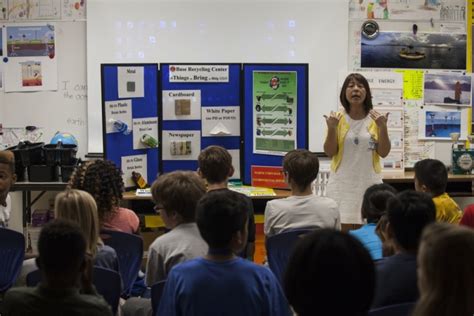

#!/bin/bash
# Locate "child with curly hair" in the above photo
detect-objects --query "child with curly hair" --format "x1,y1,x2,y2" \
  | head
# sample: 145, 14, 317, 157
69, 160, 139, 234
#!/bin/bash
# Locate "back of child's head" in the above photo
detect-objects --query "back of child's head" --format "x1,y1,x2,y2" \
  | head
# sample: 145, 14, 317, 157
151, 171, 206, 222
38, 219, 86, 276
197, 145, 233, 184
284, 229, 374, 316
282, 149, 319, 191
196, 189, 248, 249
414, 223, 474, 316
0, 150, 15, 174
69, 159, 124, 222
361, 183, 397, 223
55, 189, 100, 257
414, 159, 447, 196
386, 190, 436, 252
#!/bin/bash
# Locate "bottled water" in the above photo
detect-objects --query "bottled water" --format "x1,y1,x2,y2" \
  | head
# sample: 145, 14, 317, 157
109, 118, 131, 135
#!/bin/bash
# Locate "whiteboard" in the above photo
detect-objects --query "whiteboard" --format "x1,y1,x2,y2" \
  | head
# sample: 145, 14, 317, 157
87, 0, 349, 153
0, 22, 88, 158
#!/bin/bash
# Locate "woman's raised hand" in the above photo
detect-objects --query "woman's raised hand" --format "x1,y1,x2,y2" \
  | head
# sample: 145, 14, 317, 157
369, 110, 389, 128
323, 111, 342, 129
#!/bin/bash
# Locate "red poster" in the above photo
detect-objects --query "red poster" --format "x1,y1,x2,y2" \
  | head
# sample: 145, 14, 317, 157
251, 165, 287, 189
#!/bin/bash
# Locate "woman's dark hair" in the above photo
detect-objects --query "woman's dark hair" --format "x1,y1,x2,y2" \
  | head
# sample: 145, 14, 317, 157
284, 229, 375, 316
68, 160, 124, 223
339, 73, 373, 115
361, 183, 397, 223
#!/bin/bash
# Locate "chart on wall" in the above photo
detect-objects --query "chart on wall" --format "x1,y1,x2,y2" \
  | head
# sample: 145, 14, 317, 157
160, 63, 241, 176
253, 71, 297, 155
101, 63, 159, 188
242, 64, 308, 187
3, 23, 58, 92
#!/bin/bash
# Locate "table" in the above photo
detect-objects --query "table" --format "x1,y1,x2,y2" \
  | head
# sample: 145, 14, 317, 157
11, 182, 68, 227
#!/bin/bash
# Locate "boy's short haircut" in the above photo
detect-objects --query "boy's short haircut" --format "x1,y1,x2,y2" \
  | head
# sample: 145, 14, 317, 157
198, 146, 232, 184
387, 190, 436, 252
151, 171, 206, 222
38, 219, 86, 275
414, 159, 447, 196
196, 189, 248, 249
283, 149, 319, 191
284, 229, 375, 316
361, 183, 397, 223
0, 150, 15, 174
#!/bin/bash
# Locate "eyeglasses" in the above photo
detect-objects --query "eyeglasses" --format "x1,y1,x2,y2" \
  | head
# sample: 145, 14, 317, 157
153, 205, 164, 214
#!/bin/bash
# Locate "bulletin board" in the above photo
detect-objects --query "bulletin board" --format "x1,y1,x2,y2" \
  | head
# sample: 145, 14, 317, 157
242, 63, 309, 185
101, 63, 159, 188
159, 63, 242, 176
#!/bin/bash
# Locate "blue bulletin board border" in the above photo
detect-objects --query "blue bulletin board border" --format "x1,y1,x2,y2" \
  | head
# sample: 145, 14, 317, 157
159, 63, 242, 175
242, 64, 309, 185
101, 63, 160, 188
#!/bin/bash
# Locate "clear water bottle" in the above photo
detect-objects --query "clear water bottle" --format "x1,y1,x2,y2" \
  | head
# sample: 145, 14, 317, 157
109, 118, 131, 135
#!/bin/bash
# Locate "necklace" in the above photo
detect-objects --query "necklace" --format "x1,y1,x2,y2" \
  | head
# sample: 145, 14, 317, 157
349, 116, 366, 146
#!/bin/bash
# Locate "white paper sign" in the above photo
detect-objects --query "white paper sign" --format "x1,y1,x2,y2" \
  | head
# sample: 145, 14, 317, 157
132, 117, 158, 150
389, 130, 404, 150
121, 154, 147, 188
162, 90, 201, 120
202, 106, 240, 137
384, 109, 404, 129
372, 89, 403, 107
162, 130, 201, 160
118, 66, 144, 98
168, 64, 229, 83
105, 99, 132, 134
382, 151, 404, 172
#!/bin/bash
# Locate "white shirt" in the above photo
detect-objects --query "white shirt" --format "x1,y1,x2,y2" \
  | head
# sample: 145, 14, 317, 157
264, 194, 340, 237
0, 194, 11, 227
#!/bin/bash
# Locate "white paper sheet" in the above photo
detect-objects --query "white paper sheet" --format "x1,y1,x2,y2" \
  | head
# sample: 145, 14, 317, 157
162, 90, 201, 120
202, 106, 240, 137
132, 117, 158, 150
121, 154, 147, 188
162, 130, 200, 160
104, 99, 133, 134
118, 66, 144, 99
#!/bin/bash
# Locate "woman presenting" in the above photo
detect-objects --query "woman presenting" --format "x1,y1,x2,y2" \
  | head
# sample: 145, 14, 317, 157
324, 73, 391, 224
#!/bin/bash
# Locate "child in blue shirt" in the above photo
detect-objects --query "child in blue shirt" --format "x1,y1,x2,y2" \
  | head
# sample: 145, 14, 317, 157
158, 189, 291, 316
349, 183, 396, 260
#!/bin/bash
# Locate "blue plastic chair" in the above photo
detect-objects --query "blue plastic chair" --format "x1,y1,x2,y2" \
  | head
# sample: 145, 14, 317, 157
368, 302, 416, 316
26, 267, 121, 315
151, 280, 167, 316
0, 227, 25, 292
101, 230, 143, 297
265, 228, 314, 284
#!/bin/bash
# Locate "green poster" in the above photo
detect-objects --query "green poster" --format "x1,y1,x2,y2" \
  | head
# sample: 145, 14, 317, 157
253, 71, 297, 155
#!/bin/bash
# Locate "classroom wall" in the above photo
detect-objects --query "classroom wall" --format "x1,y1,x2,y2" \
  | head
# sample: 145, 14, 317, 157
1, 22, 88, 158
87, 0, 349, 154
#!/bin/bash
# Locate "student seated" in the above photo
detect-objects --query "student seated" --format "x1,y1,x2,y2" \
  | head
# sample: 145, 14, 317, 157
264, 149, 340, 237
145, 171, 208, 286
349, 183, 397, 260
413, 223, 474, 316
414, 158, 462, 224
69, 159, 140, 234
16, 189, 119, 286
372, 191, 436, 308
284, 229, 375, 316
198, 145, 256, 259
3, 219, 112, 316
0, 150, 17, 228
157, 189, 292, 316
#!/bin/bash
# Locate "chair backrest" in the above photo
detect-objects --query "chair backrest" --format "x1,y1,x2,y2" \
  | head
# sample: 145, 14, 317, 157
100, 230, 143, 297
26, 267, 121, 315
93, 267, 121, 315
265, 228, 313, 284
0, 227, 25, 292
368, 302, 416, 316
151, 280, 167, 316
